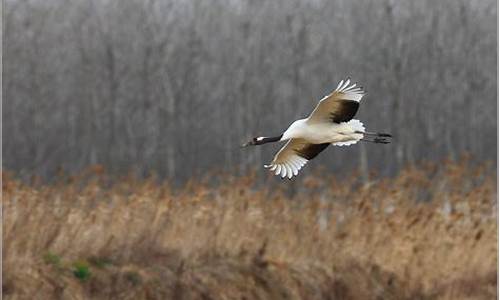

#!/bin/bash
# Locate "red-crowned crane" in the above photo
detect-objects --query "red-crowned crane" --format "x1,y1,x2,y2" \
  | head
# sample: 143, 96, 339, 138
242, 78, 391, 179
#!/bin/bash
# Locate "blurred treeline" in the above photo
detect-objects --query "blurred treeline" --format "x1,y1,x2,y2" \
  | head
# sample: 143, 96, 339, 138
3, 0, 497, 181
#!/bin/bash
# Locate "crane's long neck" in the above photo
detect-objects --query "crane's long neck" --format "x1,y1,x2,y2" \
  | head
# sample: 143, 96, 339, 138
255, 134, 283, 145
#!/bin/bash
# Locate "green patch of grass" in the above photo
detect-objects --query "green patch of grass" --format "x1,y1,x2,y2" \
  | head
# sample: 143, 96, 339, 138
43, 252, 62, 267
72, 261, 91, 282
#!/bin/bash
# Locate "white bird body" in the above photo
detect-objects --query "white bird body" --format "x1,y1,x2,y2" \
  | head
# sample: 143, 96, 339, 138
243, 77, 391, 179
281, 118, 364, 145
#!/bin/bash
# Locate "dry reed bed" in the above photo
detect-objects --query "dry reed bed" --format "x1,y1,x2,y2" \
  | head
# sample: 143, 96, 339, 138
3, 160, 498, 299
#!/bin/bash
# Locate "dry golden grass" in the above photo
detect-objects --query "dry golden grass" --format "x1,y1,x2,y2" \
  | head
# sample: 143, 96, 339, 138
3, 160, 498, 299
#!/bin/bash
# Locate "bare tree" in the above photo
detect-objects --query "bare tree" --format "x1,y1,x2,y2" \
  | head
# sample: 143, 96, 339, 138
3, 0, 497, 182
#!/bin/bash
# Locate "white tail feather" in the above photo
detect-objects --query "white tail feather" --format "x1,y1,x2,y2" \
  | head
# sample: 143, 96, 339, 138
347, 119, 365, 132
333, 119, 365, 146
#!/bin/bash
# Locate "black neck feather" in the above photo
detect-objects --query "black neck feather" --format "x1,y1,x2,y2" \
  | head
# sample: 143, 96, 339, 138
256, 135, 283, 145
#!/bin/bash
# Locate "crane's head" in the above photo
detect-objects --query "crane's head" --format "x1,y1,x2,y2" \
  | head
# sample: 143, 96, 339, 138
241, 136, 265, 147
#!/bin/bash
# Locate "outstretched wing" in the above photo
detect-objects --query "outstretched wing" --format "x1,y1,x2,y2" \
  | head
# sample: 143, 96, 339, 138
307, 78, 365, 124
264, 139, 329, 179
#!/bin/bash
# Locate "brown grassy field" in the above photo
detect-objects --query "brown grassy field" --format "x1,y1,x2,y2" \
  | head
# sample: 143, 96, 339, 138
3, 159, 498, 299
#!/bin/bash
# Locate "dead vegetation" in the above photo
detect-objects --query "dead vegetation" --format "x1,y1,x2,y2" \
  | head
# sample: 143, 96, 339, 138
3, 160, 497, 299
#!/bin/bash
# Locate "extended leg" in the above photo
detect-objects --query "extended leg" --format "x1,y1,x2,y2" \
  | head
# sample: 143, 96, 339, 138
361, 137, 391, 144
355, 130, 392, 137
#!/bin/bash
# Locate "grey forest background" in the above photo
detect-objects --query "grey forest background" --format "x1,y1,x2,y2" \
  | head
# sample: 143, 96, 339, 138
3, 0, 497, 182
